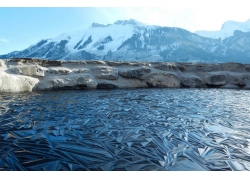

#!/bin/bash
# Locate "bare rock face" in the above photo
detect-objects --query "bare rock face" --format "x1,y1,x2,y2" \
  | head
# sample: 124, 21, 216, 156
204, 73, 227, 86
11, 66, 45, 77
97, 82, 118, 89
119, 66, 151, 80
146, 72, 180, 88
181, 75, 205, 88
91, 66, 118, 80
220, 62, 246, 72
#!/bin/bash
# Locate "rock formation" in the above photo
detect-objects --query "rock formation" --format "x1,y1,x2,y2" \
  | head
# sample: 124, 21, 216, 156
0, 58, 249, 92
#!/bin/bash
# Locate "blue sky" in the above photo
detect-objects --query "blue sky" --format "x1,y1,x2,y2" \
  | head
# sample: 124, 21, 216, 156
1, 0, 250, 54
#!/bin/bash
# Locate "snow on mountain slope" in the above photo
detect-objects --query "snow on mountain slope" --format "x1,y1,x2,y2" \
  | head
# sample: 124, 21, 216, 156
1, 19, 250, 63
195, 19, 250, 39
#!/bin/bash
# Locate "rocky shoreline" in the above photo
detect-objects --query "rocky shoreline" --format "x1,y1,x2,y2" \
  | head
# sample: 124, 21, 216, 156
0, 58, 250, 92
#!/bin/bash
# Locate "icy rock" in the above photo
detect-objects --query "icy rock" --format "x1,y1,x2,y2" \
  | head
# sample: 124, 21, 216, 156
11, 65, 45, 77
0, 72, 39, 92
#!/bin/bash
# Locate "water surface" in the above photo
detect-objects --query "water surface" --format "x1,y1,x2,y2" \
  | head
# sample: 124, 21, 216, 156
0, 88, 250, 171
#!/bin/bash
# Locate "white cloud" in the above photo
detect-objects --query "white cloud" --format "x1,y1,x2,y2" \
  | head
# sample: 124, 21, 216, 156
0, 38, 10, 43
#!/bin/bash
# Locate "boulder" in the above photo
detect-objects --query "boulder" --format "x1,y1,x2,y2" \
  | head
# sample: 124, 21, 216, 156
91, 66, 118, 80
51, 75, 97, 90
227, 74, 246, 87
181, 75, 205, 88
97, 82, 118, 89
119, 66, 151, 80
11, 65, 45, 77
0, 72, 39, 92
146, 72, 180, 88
204, 73, 227, 86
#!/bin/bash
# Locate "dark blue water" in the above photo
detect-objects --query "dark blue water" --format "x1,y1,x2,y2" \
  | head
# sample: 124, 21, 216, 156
0, 88, 250, 171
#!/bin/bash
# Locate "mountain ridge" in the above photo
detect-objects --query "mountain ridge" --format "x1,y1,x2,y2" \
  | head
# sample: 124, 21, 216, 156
195, 19, 250, 39
1, 19, 250, 63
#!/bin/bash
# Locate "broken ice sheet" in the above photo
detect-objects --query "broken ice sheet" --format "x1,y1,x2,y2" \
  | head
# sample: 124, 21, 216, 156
1, 89, 250, 170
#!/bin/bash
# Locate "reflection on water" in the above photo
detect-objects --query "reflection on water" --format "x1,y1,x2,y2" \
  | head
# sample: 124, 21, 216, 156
0, 88, 250, 171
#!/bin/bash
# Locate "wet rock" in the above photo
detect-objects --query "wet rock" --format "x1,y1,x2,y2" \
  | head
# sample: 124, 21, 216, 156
204, 74, 227, 86
220, 62, 246, 72
153, 63, 178, 71
181, 75, 205, 88
91, 66, 118, 80
97, 82, 118, 89
11, 66, 45, 77
119, 67, 151, 80
176, 63, 221, 72
50, 84, 88, 90
146, 72, 180, 88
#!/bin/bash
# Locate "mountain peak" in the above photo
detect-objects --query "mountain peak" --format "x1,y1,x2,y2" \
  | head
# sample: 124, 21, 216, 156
91, 22, 107, 28
196, 19, 250, 39
114, 19, 144, 26
221, 19, 250, 30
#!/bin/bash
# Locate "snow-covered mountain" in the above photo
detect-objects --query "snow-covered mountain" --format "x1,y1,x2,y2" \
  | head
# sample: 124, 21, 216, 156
1, 19, 250, 63
195, 19, 250, 39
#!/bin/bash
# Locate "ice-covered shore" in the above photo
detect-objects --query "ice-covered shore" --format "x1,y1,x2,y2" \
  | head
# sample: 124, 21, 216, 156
0, 58, 250, 92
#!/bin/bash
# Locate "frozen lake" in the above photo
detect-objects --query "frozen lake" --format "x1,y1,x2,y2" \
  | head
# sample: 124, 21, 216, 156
0, 88, 250, 171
